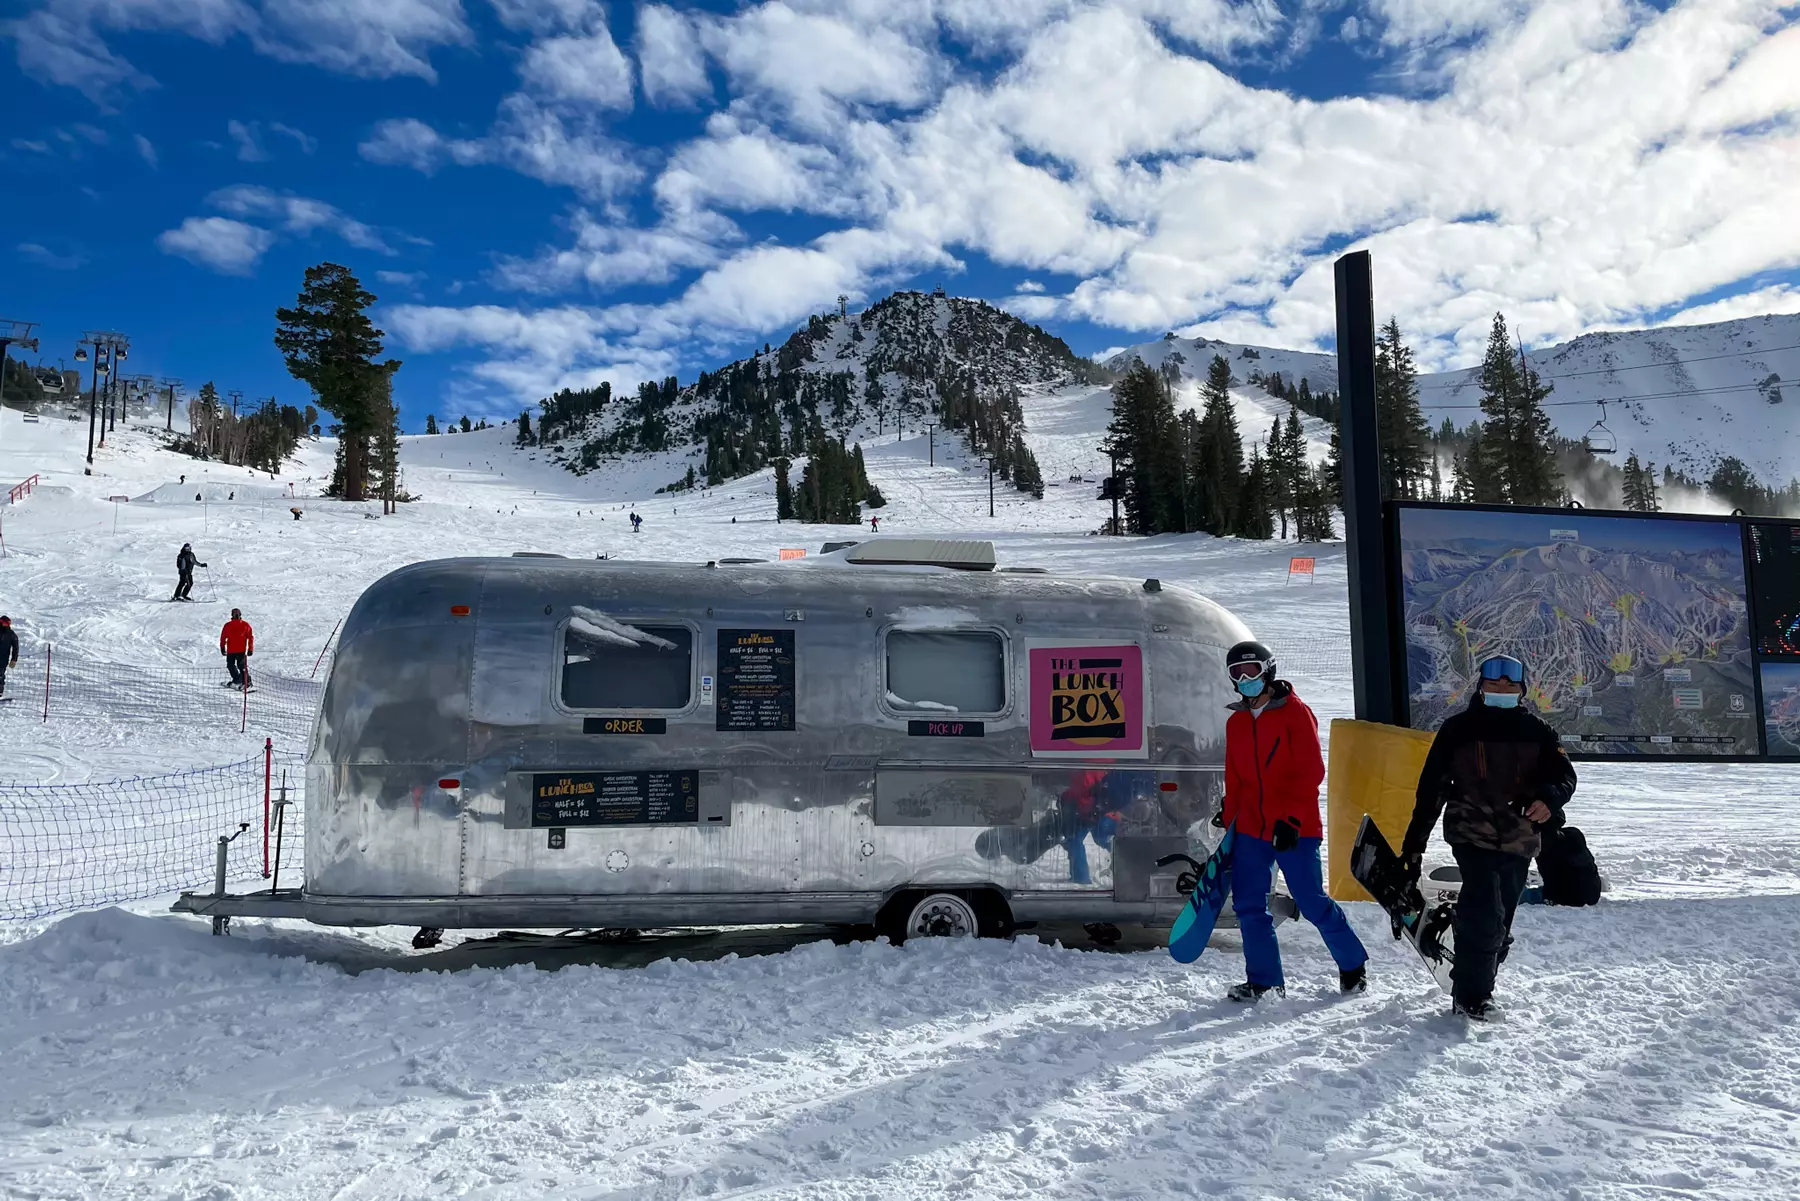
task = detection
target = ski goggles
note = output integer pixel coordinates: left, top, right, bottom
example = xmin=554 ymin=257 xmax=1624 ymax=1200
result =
xmin=1227 ymin=658 xmax=1271 ymax=682
xmin=1478 ymin=655 xmax=1526 ymax=684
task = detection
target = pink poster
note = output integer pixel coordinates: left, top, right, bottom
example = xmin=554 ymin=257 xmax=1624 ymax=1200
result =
xmin=1028 ymin=643 xmax=1147 ymax=758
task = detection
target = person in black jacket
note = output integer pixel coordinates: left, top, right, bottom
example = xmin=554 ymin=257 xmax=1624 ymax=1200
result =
xmin=0 ymin=616 xmax=18 ymax=697
xmin=1402 ymin=654 xmax=1577 ymax=1020
xmin=173 ymin=543 xmax=206 ymax=601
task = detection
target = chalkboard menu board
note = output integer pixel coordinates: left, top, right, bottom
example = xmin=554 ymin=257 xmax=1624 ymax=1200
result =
xmin=717 ymin=629 xmax=796 ymax=731
xmin=530 ymin=770 xmax=700 ymax=827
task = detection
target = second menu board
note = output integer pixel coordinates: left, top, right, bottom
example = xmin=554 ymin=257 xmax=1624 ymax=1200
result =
xmin=717 ymin=629 xmax=796 ymax=732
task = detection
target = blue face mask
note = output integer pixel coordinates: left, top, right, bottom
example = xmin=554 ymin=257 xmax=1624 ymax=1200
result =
xmin=1236 ymin=677 xmax=1265 ymax=698
xmin=1484 ymin=691 xmax=1521 ymax=709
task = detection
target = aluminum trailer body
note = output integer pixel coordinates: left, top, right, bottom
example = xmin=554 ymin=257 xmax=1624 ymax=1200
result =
xmin=180 ymin=547 xmax=1260 ymax=936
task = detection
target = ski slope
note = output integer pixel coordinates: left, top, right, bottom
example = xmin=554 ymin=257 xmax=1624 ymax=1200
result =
xmin=2 ymin=403 xmax=1799 ymax=1199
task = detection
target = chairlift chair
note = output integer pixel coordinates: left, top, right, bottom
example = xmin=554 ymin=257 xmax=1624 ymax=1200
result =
xmin=1584 ymin=400 xmax=1617 ymax=455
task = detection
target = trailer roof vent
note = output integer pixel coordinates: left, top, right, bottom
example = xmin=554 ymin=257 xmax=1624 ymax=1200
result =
xmin=512 ymin=551 xmax=564 ymax=558
xmin=717 ymin=557 xmax=766 ymax=564
xmin=998 ymin=567 xmax=1049 ymax=574
xmin=820 ymin=540 xmax=861 ymax=555
xmin=844 ymin=539 xmax=997 ymax=572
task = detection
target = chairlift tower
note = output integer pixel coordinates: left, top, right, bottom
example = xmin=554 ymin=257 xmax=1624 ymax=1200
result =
xmin=0 ymin=319 xmax=40 ymax=418
xmin=160 ymin=378 xmax=183 ymax=432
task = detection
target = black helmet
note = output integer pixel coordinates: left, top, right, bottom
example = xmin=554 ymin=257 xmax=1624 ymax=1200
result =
xmin=1225 ymin=640 xmax=1277 ymax=684
xmin=231 ymin=608 xmax=242 ymax=618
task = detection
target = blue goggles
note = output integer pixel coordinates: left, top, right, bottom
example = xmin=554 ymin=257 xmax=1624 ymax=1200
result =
xmin=1478 ymin=655 xmax=1526 ymax=684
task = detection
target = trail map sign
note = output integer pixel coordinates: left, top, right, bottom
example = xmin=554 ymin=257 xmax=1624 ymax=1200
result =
xmin=1390 ymin=503 xmax=1780 ymax=760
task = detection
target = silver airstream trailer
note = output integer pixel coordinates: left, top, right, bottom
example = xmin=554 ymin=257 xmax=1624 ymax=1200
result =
xmin=181 ymin=541 xmax=1259 ymax=942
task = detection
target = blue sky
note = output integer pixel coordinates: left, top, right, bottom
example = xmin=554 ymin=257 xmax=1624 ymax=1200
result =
xmin=4 ymin=0 xmax=1798 ymax=431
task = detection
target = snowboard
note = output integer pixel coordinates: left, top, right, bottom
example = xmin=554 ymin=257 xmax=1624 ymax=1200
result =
xmin=220 ymin=681 xmax=255 ymax=692
xmin=1348 ymin=816 xmax=1456 ymax=993
xmin=1158 ymin=826 xmax=1235 ymax=964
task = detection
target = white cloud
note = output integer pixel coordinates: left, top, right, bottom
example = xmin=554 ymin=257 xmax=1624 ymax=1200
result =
xmin=207 ymin=183 xmax=395 ymax=253
xmin=654 ymin=116 xmax=851 ymax=215
xmin=697 ymin=5 xmax=941 ymax=130
xmin=1015 ymin=279 xmax=1045 ymax=293
xmin=270 ymin=121 xmax=316 ymax=152
xmin=636 ymin=3 xmax=708 ymax=107
xmin=488 ymin=0 xmax=596 ymax=35
xmin=227 ymin=118 xmax=268 ymax=161
xmin=521 ymin=27 xmax=634 ymax=109
xmin=133 ymin=132 xmax=157 ymax=166
xmin=156 ymin=216 xmax=276 ymax=274
xmin=377 ymin=269 xmax=427 ymax=287
xmin=5 ymin=0 xmax=469 ymax=104
xmin=358 ymin=117 xmax=460 ymax=172
xmin=492 ymin=207 xmax=739 ymax=293
xmin=18 ymin=241 xmax=86 ymax=269
xmin=362 ymin=95 xmax=640 ymax=200
xmin=1662 ymin=286 xmax=1800 ymax=329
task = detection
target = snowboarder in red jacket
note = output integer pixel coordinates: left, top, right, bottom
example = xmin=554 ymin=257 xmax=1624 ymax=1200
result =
xmin=1219 ymin=640 xmax=1367 ymax=1002
xmin=220 ymin=609 xmax=254 ymax=690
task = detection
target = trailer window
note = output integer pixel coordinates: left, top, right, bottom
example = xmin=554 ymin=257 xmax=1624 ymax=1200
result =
xmin=561 ymin=621 xmax=693 ymax=710
xmin=886 ymin=631 xmax=1006 ymax=714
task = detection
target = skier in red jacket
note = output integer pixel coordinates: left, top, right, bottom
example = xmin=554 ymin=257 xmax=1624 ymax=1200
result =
xmin=1219 ymin=640 xmax=1367 ymax=1002
xmin=220 ymin=609 xmax=254 ymax=690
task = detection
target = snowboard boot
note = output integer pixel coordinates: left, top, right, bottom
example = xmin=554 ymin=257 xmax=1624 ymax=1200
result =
xmin=1452 ymin=996 xmax=1493 ymax=1022
xmin=1227 ymin=981 xmax=1284 ymax=1003
xmin=1339 ymin=964 xmax=1367 ymax=994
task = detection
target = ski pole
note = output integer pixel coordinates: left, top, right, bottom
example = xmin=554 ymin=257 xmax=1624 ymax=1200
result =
xmin=204 ymin=564 xmax=217 ymax=602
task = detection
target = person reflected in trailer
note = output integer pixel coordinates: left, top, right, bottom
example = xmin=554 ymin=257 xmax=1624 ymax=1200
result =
xmin=0 ymin=616 xmax=18 ymax=698
xmin=220 ymin=608 xmax=255 ymax=690
xmin=977 ymin=769 xmax=1153 ymax=885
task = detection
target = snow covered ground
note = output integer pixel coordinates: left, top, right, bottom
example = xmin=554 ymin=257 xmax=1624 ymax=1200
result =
xmin=3 ymin=404 xmax=1799 ymax=1199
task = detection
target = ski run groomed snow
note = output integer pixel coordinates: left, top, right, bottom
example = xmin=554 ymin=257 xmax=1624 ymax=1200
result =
xmin=3 ymin=403 xmax=1799 ymax=1201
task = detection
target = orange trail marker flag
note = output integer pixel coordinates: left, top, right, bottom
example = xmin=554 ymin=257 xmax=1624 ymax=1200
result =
xmin=1287 ymin=556 xmax=1316 ymax=585
xmin=778 ymin=548 xmax=807 ymax=561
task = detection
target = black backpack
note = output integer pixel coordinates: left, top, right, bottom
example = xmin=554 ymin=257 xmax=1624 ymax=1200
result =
xmin=1536 ymin=824 xmax=1601 ymax=906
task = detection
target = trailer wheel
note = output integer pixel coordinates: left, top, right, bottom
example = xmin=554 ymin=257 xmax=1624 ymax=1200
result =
xmin=906 ymin=892 xmax=979 ymax=940
xmin=880 ymin=889 xmax=1013 ymax=944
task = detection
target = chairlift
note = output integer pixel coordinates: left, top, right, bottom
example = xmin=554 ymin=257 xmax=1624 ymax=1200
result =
xmin=1584 ymin=399 xmax=1617 ymax=455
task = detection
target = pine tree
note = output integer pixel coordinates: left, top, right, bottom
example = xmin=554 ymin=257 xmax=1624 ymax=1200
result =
xmin=775 ymin=457 xmax=794 ymax=521
xmin=1239 ymin=448 xmax=1276 ymax=539
xmin=460 ymin=415 xmax=472 ymax=433
xmin=425 ymin=413 xmax=438 ymax=435
xmin=1193 ymin=355 xmax=1244 ymax=535
xmin=1010 ymin=433 xmax=1044 ymax=498
xmin=274 ymin=263 xmax=393 ymax=503
xmin=1374 ymin=317 xmax=1432 ymax=498
xmin=1294 ymin=468 xmax=1335 ymax=541
xmin=369 ymin=367 xmax=402 ymax=514
xmin=516 ymin=410 xmax=535 ymax=446
xmin=1104 ymin=362 xmax=1184 ymax=534
xmin=1470 ymin=313 xmax=1561 ymax=505
xmin=1641 ymin=460 xmax=1660 ymax=512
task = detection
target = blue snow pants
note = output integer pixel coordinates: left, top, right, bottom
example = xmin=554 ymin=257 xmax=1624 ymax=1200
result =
xmin=1232 ymin=834 xmax=1367 ymax=988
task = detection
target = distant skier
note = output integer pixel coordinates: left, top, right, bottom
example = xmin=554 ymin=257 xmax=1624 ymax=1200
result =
xmin=0 ymin=616 xmax=18 ymax=698
xmin=630 ymin=511 xmax=642 ymax=533
xmin=869 ymin=515 xmax=880 ymax=533
xmin=1219 ymin=641 xmax=1368 ymax=1002
xmin=220 ymin=609 xmax=255 ymax=690
xmin=172 ymin=543 xmax=206 ymax=601
xmin=1402 ymin=654 xmax=1576 ymax=1020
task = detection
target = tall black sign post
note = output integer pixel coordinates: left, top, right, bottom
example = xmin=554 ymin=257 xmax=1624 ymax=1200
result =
xmin=1333 ymin=251 xmax=1399 ymax=725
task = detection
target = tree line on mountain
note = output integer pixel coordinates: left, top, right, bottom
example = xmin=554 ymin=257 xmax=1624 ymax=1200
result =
xmin=168 ymin=382 xmax=315 ymax=476
xmin=1104 ymin=354 xmax=1335 ymax=540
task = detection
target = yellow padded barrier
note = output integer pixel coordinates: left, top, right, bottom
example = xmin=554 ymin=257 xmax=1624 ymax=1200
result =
xmin=1326 ymin=718 xmax=1437 ymax=902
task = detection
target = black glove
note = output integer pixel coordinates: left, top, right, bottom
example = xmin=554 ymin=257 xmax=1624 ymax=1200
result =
xmin=1271 ymin=818 xmax=1300 ymax=852
xmin=1175 ymin=870 xmax=1198 ymax=896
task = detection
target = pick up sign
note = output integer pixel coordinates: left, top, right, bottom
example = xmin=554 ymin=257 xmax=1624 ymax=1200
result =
xmin=1028 ymin=643 xmax=1146 ymax=759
